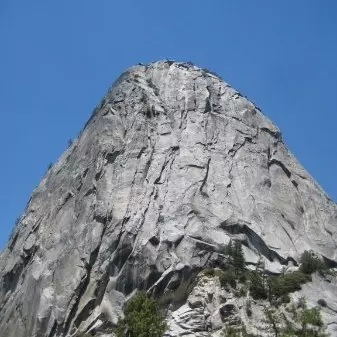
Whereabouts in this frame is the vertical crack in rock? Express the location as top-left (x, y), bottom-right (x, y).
top-left (63, 212), bottom-right (111, 335)
top-left (200, 158), bottom-right (211, 197)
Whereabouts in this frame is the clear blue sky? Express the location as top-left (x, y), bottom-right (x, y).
top-left (1, 0), bottom-right (336, 248)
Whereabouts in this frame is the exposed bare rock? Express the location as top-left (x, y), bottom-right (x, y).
top-left (0, 60), bottom-right (336, 337)
top-left (293, 273), bottom-right (337, 336)
top-left (166, 272), bottom-right (336, 336)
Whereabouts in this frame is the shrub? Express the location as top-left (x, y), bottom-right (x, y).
top-left (298, 306), bottom-right (323, 328)
top-left (268, 271), bottom-right (311, 299)
top-left (222, 326), bottom-right (241, 337)
top-left (280, 294), bottom-right (291, 304)
top-left (265, 298), bottom-right (329, 337)
top-left (238, 272), bottom-right (247, 283)
top-left (238, 286), bottom-right (247, 297)
top-left (115, 291), bottom-right (166, 337)
top-left (263, 307), bottom-right (283, 336)
top-left (222, 325), bottom-right (258, 337)
top-left (202, 268), bottom-right (216, 277)
top-left (300, 250), bottom-right (327, 275)
top-left (294, 299), bottom-right (328, 336)
top-left (219, 269), bottom-right (237, 289)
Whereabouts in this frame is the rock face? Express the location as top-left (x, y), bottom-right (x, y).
top-left (0, 60), bottom-right (336, 337)
top-left (165, 271), bottom-right (337, 337)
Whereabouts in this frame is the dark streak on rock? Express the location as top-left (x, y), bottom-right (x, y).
top-left (200, 158), bottom-right (211, 197)
top-left (269, 158), bottom-right (291, 178)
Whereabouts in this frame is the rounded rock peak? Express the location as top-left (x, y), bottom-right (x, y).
top-left (125, 59), bottom-right (224, 81)
top-left (102, 59), bottom-right (233, 115)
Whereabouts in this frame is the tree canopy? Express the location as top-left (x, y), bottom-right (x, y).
top-left (115, 291), bottom-right (166, 337)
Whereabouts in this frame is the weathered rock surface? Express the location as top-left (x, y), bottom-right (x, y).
top-left (0, 60), bottom-right (336, 337)
top-left (166, 272), bottom-right (337, 336)
top-left (294, 273), bottom-right (337, 335)
top-left (165, 274), bottom-right (242, 337)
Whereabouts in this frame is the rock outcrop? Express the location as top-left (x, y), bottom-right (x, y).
top-left (0, 60), bottom-right (336, 337)
top-left (166, 271), bottom-right (337, 337)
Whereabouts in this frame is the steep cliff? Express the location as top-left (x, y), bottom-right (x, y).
top-left (0, 61), bottom-right (336, 337)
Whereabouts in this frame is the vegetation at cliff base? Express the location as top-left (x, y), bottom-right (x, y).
top-left (206, 241), bottom-right (330, 302)
top-left (267, 271), bottom-right (311, 299)
top-left (203, 242), bottom-right (331, 337)
top-left (299, 250), bottom-right (328, 275)
top-left (222, 325), bottom-right (257, 337)
top-left (115, 291), bottom-right (166, 337)
top-left (263, 297), bottom-right (329, 337)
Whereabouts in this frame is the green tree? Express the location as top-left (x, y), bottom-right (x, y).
top-left (247, 255), bottom-right (267, 300)
top-left (233, 241), bottom-right (246, 276)
top-left (219, 240), bottom-right (246, 289)
top-left (255, 255), bottom-right (266, 275)
top-left (249, 270), bottom-right (267, 300)
top-left (222, 325), bottom-right (257, 337)
top-left (219, 269), bottom-right (237, 289)
top-left (279, 298), bottom-right (329, 337)
top-left (300, 251), bottom-right (326, 275)
top-left (296, 298), bottom-right (327, 336)
top-left (222, 326), bottom-right (242, 337)
top-left (225, 240), bottom-right (234, 265)
top-left (262, 306), bottom-right (283, 337)
top-left (267, 271), bottom-right (311, 300)
top-left (115, 292), bottom-right (166, 337)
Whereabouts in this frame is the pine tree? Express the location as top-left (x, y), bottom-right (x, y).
top-left (300, 250), bottom-right (327, 275)
top-left (256, 255), bottom-right (265, 274)
top-left (225, 240), bottom-right (234, 265)
top-left (262, 306), bottom-right (282, 337)
top-left (115, 292), bottom-right (166, 337)
top-left (249, 270), bottom-right (267, 300)
top-left (296, 298), bottom-right (328, 337)
top-left (233, 240), bottom-right (245, 276)
top-left (278, 297), bottom-right (330, 337)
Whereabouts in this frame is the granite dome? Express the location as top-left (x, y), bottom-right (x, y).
top-left (0, 60), bottom-right (336, 337)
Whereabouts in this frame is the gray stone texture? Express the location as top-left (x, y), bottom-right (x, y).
top-left (0, 61), bottom-right (336, 337)
top-left (166, 272), bottom-right (337, 336)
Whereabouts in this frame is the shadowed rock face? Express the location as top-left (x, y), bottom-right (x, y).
top-left (0, 61), bottom-right (336, 337)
